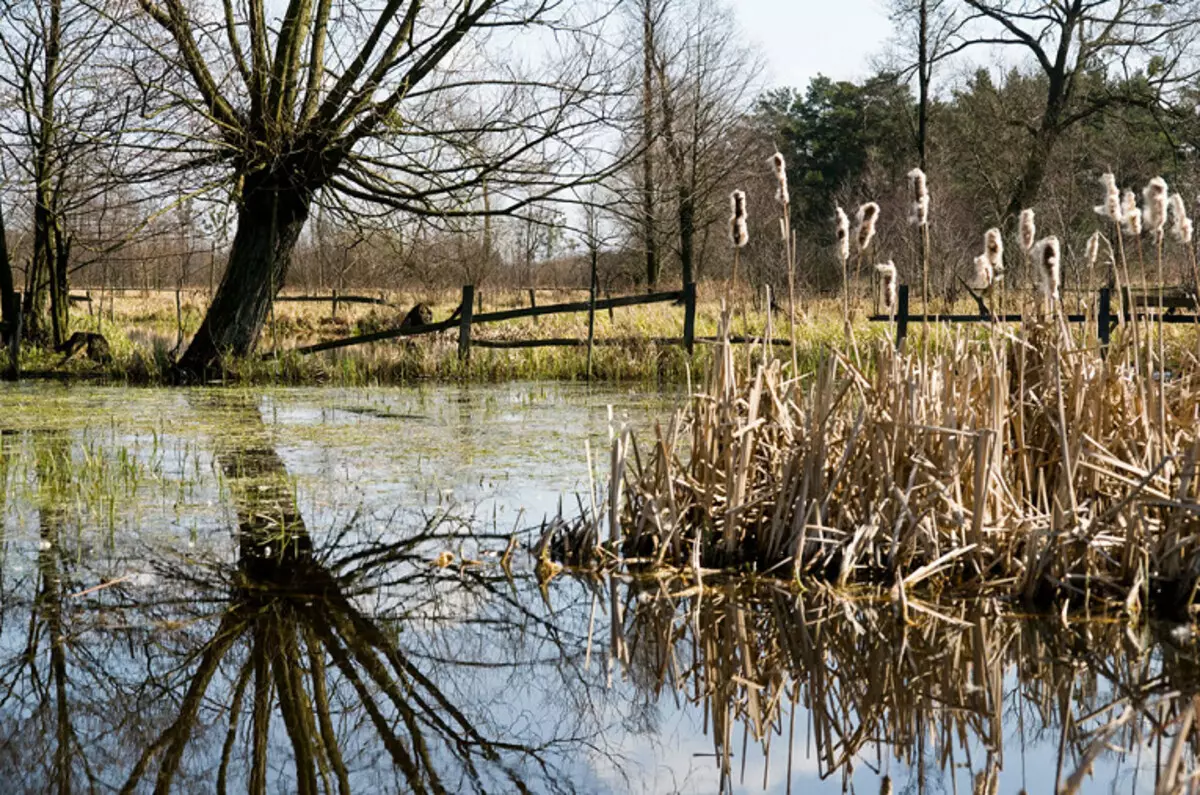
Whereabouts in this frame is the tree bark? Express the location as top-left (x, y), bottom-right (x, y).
top-left (0, 203), bottom-right (15, 344)
top-left (917, 0), bottom-right (929, 169)
top-left (175, 173), bottom-right (311, 377)
top-left (641, 0), bottom-right (660, 288)
top-left (678, 186), bottom-right (694, 285)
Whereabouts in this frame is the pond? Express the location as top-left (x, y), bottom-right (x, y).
top-left (0, 382), bottom-right (1195, 793)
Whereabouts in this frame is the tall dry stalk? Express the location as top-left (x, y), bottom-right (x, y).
top-left (772, 153), bottom-right (798, 372)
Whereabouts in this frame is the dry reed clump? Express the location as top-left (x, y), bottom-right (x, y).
top-left (558, 328), bottom-right (1200, 616)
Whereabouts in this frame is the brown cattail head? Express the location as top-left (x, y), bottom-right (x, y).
top-left (1170, 193), bottom-right (1193, 244)
top-left (1095, 173), bottom-right (1121, 223)
top-left (835, 206), bottom-right (850, 261)
top-left (880, 776), bottom-right (893, 795)
top-left (1019, 208), bottom-right (1036, 252)
top-left (856, 202), bottom-right (879, 253)
top-left (1143, 177), bottom-right (1168, 238)
top-left (875, 260), bottom-right (897, 311)
top-left (1121, 190), bottom-right (1142, 237)
top-left (907, 168), bottom-right (929, 226)
top-left (771, 152), bottom-right (789, 206)
top-left (1086, 231), bottom-right (1101, 270)
top-left (1034, 236), bottom-right (1061, 302)
top-left (729, 190), bottom-right (748, 248)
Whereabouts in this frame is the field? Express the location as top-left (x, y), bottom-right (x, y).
top-left (28, 283), bottom-right (889, 384)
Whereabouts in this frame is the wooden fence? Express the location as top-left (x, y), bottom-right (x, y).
top-left (872, 284), bottom-right (1200, 351)
top-left (285, 283), bottom-right (698, 362)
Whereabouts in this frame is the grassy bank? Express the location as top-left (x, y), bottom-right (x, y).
top-left (19, 284), bottom-right (892, 385)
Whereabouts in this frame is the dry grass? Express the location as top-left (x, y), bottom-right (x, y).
top-left (547, 309), bottom-right (1200, 617)
top-left (40, 284), bottom-right (890, 384)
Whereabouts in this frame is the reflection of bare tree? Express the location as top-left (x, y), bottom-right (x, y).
top-left (617, 578), bottom-right (1200, 794)
top-left (114, 392), bottom-right (598, 794)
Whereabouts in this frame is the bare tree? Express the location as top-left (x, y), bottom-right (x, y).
top-left (0, 0), bottom-right (125, 347)
top-left (120, 0), bottom-right (623, 376)
top-left (945, 0), bottom-right (1200, 220)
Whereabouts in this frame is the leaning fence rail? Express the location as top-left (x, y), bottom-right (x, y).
top-left (281, 283), bottom-right (698, 363)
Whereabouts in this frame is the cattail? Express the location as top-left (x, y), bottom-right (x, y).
top-left (1086, 231), bottom-right (1101, 270)
top-left (1121, 190), bottom-right (1142, 237)
top-left (1095, 172), bottom-right (1121, 223)
top-left (880, 776), bottom-right (893, 795)
top-left (968, 254), bottom-right (993, 291)
top-left (1143, 177), bottom-right (1168, 238)
top-left (771, 152), bottom-right (789, 206)
top-left (1019, 208), bottom-right (1036, 252)
top-left (1033, 236), bottom-right (1061, 302)
top-left (876, 260), bottom-right (897, 311)
top-left (856, 202), bottom-right (879, 253)
top-left (907, 168), bottom-right (929, 226)
top-left (835, 206), bottom-right (850, 261)
top-left (1170, 193), bottom-right (1193, 244)
top-left (984, 227), bottom-right (1003, 274)
top-left (729, 190), bottom-right (748, 248)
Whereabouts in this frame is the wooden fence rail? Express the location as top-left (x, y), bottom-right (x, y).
top-left (281, 283), bottom-right (696, 361)
top-left (871, 285), bottom-right (1200, 352)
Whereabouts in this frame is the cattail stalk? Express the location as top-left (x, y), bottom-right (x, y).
top-left (836, 206), bottom-right (852, 344)
top-left (855, 202), bottom-right (879, 312)
top-left (1145, 177), bottom-right (1169, 450)
top-left (908, 168), bottom-right (931, 348)
top-left (771, 153), bottom-right (798, 370)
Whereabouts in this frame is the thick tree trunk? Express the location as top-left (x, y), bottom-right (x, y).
top-left (175, 175), bottom-right (311, 378)
top-left (679, 187), bottom-right (694, 285)
top-left (0, 203), bottom-right (15, 344)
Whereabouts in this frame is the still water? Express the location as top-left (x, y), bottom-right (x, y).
top-left (0, 382), bottom-right (1195, 793)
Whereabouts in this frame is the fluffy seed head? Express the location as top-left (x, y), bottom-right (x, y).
top-left (1170, 193), bottom-right (1192, 244)
top-left (1034, 236), bottom-right (1061, 302)
top-left (907, 168), bottom-right (929, 226)
top-left (984, 227), bottom-right (1003, 272)
top-left (1085, 231), bottom-right (1101, 270)
top-left (835, 206), bottom-right (850, 261)
top-left (729, 190), bottom-right (748, 248)
top-left (1143, 177), bottom-right (1168, 237)
top-left (1121, 190), bottom-right (1142, 237)
top-left (1019, 209), bottom-right (1036, 252)
top-left (1095, 173), bottom-right (1121, 223)
top-left (875, 260), bottom-right (897, 311)
top-left (968, 254), bottom-right (993, 291)
top-left (771, 152), bottom-right (789, 206)
top-left (856, 202), bottom-right (879, 253)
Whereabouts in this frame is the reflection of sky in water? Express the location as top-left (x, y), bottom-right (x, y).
top-left (0, 383), bottom-right (1194, 793)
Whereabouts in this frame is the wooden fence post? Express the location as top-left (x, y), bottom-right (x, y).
top-left (528, 289), bottom-right (538, 325)
top-left (1098, 286), bottom-right (1112, 355)
top-left (331, 289), bottom-right (339, 319)
top-left (683, 282), bottom-right (696, 355)
top-left (587, 266), bottom-right (597, 381)
top-left (896, 284), bottom-right (910, 351)
top-left (458, 285), bottom-right (474, 360)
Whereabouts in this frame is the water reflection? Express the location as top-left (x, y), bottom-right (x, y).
top-left (0, 390), bottom-right (1199, 793)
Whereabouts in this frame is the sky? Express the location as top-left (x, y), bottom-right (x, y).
top-left (736, 0), bottom-right (896, 92)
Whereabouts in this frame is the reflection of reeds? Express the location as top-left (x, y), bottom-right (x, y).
top-left (551, 328), bottom-right (1200, 615)
top-left (615, 578), bottom-right (1200, 793)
